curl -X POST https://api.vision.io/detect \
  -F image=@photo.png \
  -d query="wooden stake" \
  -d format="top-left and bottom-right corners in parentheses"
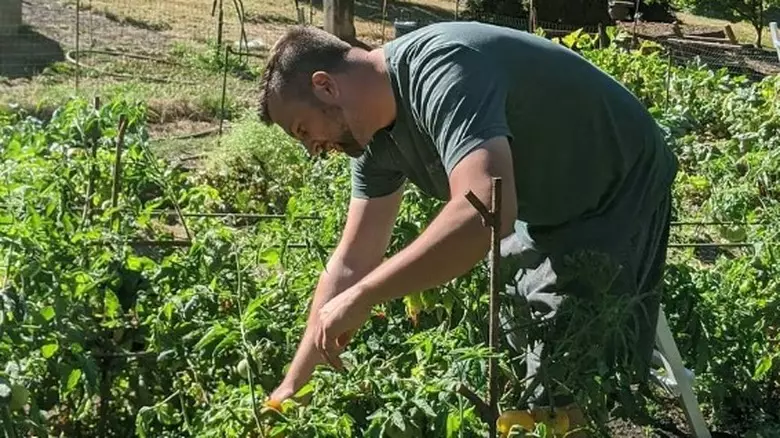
top-left (724, 25), bottom-right (738, 44)
top-left (323, 0), bottom-right (355, 40)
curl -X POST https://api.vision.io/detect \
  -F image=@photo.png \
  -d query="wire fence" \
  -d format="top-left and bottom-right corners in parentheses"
top-left (2, 2), bottom-right (779, 143)
top-left (2, 0), bottom-right (778, 146)
top-left (3, 0), bottom-right (778, 83)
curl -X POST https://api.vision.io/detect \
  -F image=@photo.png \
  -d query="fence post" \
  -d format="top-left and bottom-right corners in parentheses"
top-left (75, 0), bottom-right (81, 92)
top-left (632, 0), bottom-right (640, 48)
top-left (324, 0), bottom-right (356, 41)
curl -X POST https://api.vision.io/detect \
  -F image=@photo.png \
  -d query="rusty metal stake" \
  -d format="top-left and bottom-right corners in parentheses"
top-left (465, 176), bottom-right (502, 438)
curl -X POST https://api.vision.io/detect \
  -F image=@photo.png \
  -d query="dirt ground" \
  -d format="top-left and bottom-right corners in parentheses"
top-left (1, 0), bottom-right (177, 79)
top-left (22, 0), bottom-right (173, 53)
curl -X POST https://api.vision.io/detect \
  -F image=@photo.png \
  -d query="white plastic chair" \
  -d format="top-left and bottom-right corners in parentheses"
top-left (770, 22), bottom-right (780, 63)
top-left (651, 307), bottom-right (712, 438)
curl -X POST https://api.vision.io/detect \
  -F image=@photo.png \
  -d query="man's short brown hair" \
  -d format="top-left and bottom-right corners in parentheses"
top-left (258, 26), bottom-right (353, 125)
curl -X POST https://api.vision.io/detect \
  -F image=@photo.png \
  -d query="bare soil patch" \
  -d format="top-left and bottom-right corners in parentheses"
top-left (22, 0), bottom-right (173, 53)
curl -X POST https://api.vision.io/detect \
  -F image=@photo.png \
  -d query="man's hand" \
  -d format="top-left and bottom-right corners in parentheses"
top-left (267, 189), bottom-right (403, 403)
top-left (268, 381), bottom-right (296, 404)
top-left (313, 285), bottom-right (371, 369)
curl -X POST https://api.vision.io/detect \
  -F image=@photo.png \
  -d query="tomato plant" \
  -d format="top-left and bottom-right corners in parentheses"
top-left (1, 28), bottom-right (778, 437)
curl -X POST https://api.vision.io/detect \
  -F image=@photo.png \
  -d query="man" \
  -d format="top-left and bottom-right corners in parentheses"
top-left (257, 21), bottom-right (677, 430)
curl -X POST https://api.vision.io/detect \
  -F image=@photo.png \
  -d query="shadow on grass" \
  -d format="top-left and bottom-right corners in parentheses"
top-left (0, 26), bottom-right (65, 79)
top-left (244, 12), bottom-right (300, 25)
top-left (305, 0), bottom-right (457, 26)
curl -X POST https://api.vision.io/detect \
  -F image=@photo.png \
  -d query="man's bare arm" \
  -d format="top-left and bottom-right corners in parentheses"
top-left (348, 137), bottom-right (517, 309)
top-left (270, 186), bottom-right (403, 400)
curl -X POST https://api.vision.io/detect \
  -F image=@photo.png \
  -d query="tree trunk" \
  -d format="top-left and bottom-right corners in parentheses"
top-left (0, 0), bottom-right (23, 37)
top-left (534, 0), bottom-right (612, 26)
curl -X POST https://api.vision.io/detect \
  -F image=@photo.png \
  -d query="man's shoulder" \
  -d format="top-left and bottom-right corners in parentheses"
top-left (384, 21), bottom-right (506, 62)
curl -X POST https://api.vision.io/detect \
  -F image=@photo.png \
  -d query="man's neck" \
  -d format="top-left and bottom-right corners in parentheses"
top-left (347, 48), bottom-right (397, 133)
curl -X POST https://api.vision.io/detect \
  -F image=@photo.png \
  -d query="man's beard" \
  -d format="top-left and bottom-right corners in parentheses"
top-left (323, 104), bottom-right (365, 158)
top-left (337, 128), bottom-right (364, 158)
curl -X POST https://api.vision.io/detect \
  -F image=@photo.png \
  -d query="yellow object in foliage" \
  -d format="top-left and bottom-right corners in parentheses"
top-left (535, 409), bottom-right (570, 436)
top-left (264, 398), bottom-right (283, 412)
top-left (497, 410), bottom-right (535, 436)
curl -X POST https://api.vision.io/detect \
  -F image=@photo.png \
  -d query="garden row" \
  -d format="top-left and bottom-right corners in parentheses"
top-left (0, 29), bottom-right (778, 437)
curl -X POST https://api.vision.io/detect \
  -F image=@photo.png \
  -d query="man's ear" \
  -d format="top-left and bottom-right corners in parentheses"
top-left (311, 71), bottom-right (339, 104)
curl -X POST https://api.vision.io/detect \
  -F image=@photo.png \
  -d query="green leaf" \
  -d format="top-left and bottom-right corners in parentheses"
top-left (162, 301), bottom-right (174, 321)
top-left (391, 410), bottom-right (405, 432)
top-left (104, 290), bottom-right (120, 319)
top-left (446, 409), bottom-right (462, 438)
top-left (127, 255), bottom-right (156, 271)
top-left (40, 305), bottom-right (55, 321)
top-left (753, 355), bottom-right (773, 381)
top-left (260, 248), bottom-right (280, 265)
top-left (414, 399), bottom-right (436, 418)
top-left (67, 369), bottom-right (82, 390)
top-left (211, 331), bottom-right (239, 358)
top-left (194, 324), bottom-right (228, 351)
top-left (41, 343), bottom-right (59, 358)
top-left (294, 382), bottom-right (315, 399)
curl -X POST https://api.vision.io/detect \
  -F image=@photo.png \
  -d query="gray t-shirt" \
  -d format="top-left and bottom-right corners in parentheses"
top-left (351, 21), bottom-right (678, 250)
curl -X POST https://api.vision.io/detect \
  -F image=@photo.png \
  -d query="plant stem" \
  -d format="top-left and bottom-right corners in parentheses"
top-left (235, 248), bottom-right (263, 432)
top-left (110, 115), bottom-right (128, 233)
top-left (80, 96), bottom-right (101, 227)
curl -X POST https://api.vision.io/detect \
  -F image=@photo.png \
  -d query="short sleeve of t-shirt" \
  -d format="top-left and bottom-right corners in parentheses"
top-left (408, 43), bottom-right (514, 176)
top-left (350, 133), bottom-right (407, 199)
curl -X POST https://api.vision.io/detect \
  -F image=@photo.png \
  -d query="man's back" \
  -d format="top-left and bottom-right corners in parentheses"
top-left (352, 21), bottom-right (677, 248)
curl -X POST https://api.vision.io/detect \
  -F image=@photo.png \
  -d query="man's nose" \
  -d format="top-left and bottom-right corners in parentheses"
top-left (300, 141), bottom-right (323, 158)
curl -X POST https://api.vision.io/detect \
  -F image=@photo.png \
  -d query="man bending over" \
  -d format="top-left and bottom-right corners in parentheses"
top-left (256, 21), bottom-right (678, 432)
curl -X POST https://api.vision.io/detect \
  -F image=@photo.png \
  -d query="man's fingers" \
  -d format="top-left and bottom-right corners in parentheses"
top-left (336, 330), bottom-right (354, 349)
top-left (324, 336), bottom-right (344, 371)
top-left (316, 323), bottom-right (346, 371)
top-left (316, 322), bottom-right (339, 370)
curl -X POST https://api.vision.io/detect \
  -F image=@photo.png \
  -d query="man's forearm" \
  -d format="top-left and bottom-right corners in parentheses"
top-left (353, 196), bottom-right (513, 308)
top-left (282, 259), bottom-right (372, 390)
